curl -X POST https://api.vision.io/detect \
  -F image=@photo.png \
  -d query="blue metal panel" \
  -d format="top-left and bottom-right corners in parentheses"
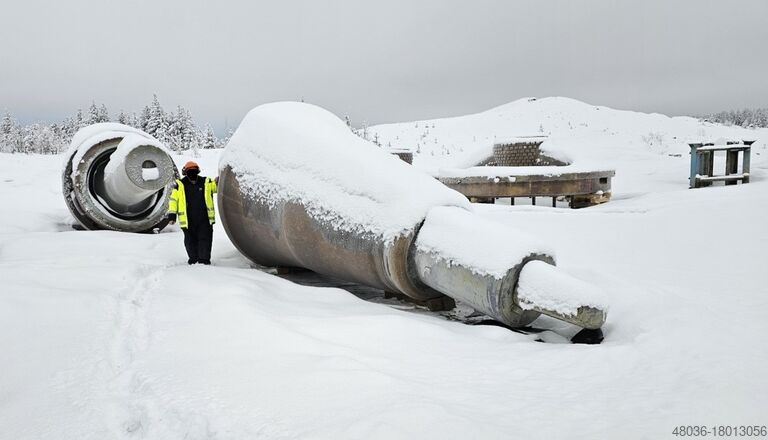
top-left (689, 143), bottom-right (702, 188)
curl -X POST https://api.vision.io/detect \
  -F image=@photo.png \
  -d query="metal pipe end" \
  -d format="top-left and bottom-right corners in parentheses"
top-left (516, 260), bottom-right (608, 329)
top-left (121, 144), bottom-right (175, 191)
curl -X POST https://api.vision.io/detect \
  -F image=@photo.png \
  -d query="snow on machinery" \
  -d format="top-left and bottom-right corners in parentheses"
top-left (436, 138), bottom-right (615, 208)
top-left (62, 123), bottom-right (178, 232)
top-left (218, 102), bottom-right (608, 338)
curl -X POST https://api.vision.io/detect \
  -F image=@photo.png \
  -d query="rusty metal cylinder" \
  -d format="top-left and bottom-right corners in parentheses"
top-left (412, 249), bottom-right (548, 327)
top-left (219, 174), bottom-right (606, 329)
top-left (217, 102), bottom-right (607, 330)
top-left (218, 165), bottom-right (443, 301)
top-left (62, 123), bottom-right (177, 232)
top-left (410, 206), bottom-right (606, 329)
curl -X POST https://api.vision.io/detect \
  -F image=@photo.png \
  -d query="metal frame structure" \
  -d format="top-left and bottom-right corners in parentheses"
top-left (689, 141), bottom-right (753, 189)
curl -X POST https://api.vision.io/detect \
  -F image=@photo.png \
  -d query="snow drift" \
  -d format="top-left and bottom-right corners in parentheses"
top-left (370, 97), bottom-right (768, 195)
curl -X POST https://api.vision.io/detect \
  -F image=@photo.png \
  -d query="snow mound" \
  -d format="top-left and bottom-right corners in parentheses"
top-left (220, 102), bottom-right (470, 241)
top-left (416, 206), bottom-right (553, 279)
top-left (517, 260), bottom-right (609, 316)
top-left (369, 97), bottom-right (768, 193)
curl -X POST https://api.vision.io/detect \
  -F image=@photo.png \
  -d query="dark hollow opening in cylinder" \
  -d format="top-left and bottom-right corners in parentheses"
top-left (87, 149), bottom-right (163, 220)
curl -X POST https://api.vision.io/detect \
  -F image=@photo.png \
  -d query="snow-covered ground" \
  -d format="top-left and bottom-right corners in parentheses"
top-left (370, 96), bottom-right (768, 195)
top-left (1, 99), bottom-right (768, 439)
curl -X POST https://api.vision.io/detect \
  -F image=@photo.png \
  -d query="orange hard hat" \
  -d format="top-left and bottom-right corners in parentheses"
top-left (182, 160), bottom-right (200, 173)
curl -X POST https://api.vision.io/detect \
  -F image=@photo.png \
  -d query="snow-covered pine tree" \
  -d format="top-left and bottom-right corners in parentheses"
top-left (166, 108), bottom-right (181, 151)
top-left (48, 123), bottom-right (66, 153)
top-left (35, 125), bottom-right (57, 154)
top-left (202, 124), bottom-right (217, 149)
top-left (97, 104), bottom-right (109, 123)
top-left (117, 110), bottom-right (129, 125)
top-left (75, 109), bottom-right (85, 129)
top-left (1, 112), bottom-right (13, 136)
top-left (755, 109), bottom-right (768, 128)
top-left (59, 117), bottom-right (74, 140)
top-left (2, 97), bottom-right (221, 154)
top-left (0, 112), bottom-right (17, 153)
top-left (706, 107), bottom-right (768, 128)
top-left (178, 106), bottom-right (195, 150)
top-left (139, 105), bottom-right (151, 132)
top-left (18, 124), bottom-right (35, 154)
top-left (220, 127), bottom-right (235, 147)
top-left (87, 102), bottom-right (98, 125)
top-left (87, 102), bottom-right (101, 125)
top-left (166, 105), bottom-right (196, 151)
top-left (128, 112), bottom-right (139, 128)
top-left (145, 95), bottom-right (168, 143)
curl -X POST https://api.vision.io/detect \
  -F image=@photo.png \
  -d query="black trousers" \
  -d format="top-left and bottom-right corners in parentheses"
top-left (183, 223), bottom-right (213, 264)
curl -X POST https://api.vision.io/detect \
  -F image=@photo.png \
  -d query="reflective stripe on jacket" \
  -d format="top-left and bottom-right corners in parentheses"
top-left (168, 177), bottom-right (218, 228)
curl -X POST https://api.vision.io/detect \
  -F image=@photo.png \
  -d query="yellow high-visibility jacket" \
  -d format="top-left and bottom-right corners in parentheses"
top-left (168, 177), bottom-right (217, 229)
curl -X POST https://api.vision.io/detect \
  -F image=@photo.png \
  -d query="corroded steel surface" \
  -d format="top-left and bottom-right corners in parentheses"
top-left (413, 250), bottom-right (548, 327)
top-left (218, 165), bottom-right (443, 301)
top-left (438, 170), bottom-right (615, 199)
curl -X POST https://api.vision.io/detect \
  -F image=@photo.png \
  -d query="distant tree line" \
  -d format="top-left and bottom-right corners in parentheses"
top-left (704, 107), bottom-right (768, 128)
top-left (0, 95), bottom-right (227, 154)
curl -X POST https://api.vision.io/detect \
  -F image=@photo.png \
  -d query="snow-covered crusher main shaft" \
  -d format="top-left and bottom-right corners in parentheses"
top-left (62, 123), bottom-right (177, 232)
top-left (218, 102), bottom-right (607, 330)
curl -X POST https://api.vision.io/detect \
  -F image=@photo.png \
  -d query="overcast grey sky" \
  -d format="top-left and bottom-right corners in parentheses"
top-left (1, 0), bottom-right (767, 132)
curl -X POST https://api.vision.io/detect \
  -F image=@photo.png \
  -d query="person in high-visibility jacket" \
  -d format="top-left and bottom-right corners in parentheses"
top-left (168, 160), bottom-right (218, 265)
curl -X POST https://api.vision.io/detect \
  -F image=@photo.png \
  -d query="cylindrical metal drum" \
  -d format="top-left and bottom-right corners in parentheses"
top-left (412, 250), bottom-right (549, 327)
top-left (62, 123), bottom-right (177, 232)
top-left (217, 102), bottom-right (607, 330)
top-left (218, 165), bottom-right (443, 301)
